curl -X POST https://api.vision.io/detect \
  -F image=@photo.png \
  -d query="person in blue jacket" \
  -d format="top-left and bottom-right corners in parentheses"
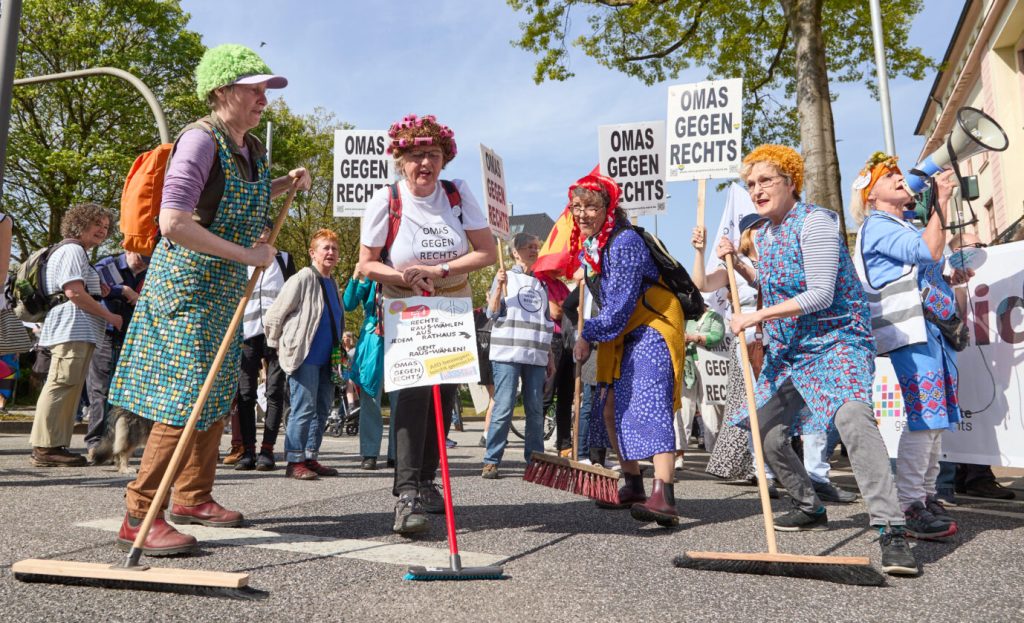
top-left (343, 270), bottom-right (385, 470)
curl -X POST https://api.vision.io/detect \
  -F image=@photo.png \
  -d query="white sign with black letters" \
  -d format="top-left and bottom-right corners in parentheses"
top-left (598, 121), bottom-right (667, 216)
top-left (333, 130), bottom-right (395, 217)
top-left (383, 296), bottom-right (480, 392)
top-left (665, 78), bottom-right (743, 182)
top-left (479, 144), bottom-right (510, 240)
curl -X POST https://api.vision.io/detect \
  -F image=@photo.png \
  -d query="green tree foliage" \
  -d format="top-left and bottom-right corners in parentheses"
top-left (5, 0), bottom-right (206, 258)
top-left (507, 0), bottom-right (932, 234)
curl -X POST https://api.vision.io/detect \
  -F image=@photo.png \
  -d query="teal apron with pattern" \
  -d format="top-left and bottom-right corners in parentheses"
top-left (109, 127), bottom-right (269, 430)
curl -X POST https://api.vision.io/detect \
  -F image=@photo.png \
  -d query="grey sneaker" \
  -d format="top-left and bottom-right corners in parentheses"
top-left (773, 507), bottom-right (828, 531)
top-left (880, 527), bottom-right (919, 576)
top-left (812, 480), bottom-right (858, 504)
top-left (925, 494), bottom-right (954, 525)
top-left (417, 480), bottom-right (445, 514)
top-left (904, 500), bottom-right (957, 540)
top-left (392, 492), bottom-right (428, 535)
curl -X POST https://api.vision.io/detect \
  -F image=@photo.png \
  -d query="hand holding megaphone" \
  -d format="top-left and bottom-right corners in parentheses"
top-left (905, 106), bottom-right (1008, 195)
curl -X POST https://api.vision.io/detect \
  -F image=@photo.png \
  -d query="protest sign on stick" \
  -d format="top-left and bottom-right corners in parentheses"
top-left (698, 334), bottom-right (733, 405)
top-left (665, 78), bottom-right (743, 183)
top-left (383, 296), bottom-right (480, 392)
top-left (480, 144), bottom-right (510, 240)
top-left (333, 130), bottom-right (395, 217)
top-left (598, 121), bottom-right (667, 216)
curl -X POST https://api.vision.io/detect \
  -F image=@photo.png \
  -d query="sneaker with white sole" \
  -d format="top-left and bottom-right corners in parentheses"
top-left (879, 527), bottom-right (919, 576)
top-left (904, 500), bottom-right (957, 540)
top-left (773, 507), bottom-right (828, 531)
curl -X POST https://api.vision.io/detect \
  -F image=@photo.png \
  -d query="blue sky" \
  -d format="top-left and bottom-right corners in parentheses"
top-left (180, 1), bottom-right (955, 268)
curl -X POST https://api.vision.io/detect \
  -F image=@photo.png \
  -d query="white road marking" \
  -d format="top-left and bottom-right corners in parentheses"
top-left (77, 518), bottom-right (506, 568)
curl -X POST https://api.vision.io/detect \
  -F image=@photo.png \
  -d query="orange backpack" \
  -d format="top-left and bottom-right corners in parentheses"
top-left (119, 143), bottom-right (173, 255)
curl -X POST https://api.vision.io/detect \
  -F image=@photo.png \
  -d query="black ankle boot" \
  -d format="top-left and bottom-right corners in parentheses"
top-left (597, 473), bottom-right (646, 509)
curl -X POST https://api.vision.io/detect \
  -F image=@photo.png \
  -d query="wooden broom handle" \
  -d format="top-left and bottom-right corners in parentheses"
top-left (132, 180), bottom-right (299, 552)
top-left (571, 280), bottom-right (585, 461)
top-left (724, 253), bottom-right (778, 555)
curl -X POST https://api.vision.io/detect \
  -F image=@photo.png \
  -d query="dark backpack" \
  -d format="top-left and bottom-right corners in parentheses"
top-left (598, 224), bottom-right (704, 319)
top-left (10, 240), bottom-right (85, 322)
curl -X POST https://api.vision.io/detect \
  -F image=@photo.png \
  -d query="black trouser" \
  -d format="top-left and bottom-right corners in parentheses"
top-left (238, 334), bottom-right (287, 450)
top-left (956, 463), bottom-right (997, 487)
top-left (391, 384), bottom-right (455, 496)
top-left (548, 339), bottom-right (575, 450)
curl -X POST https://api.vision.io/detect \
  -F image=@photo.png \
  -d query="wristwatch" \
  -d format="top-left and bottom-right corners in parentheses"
top-left (440, 263), bottom-right (451, 278)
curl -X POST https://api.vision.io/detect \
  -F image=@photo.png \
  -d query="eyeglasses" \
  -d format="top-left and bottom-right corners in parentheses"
top-left (957, 242), bottom-right (987, 249)
top-left (571, 203), bottom-right (604, 216)
top-left (407, 150), bottom-right (444, 162)
top-left (746, 175), bottom-right (787, 192)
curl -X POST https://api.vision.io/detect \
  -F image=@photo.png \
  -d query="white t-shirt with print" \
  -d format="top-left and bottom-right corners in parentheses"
top-left (38, 243), bottom-right (105, 347)
top-left (360, 179), bottom-right (488, 271)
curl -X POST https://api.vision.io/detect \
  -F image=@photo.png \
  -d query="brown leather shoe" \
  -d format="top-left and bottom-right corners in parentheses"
top-left (168, 500), bottom-right (243, 527)
top-left (116, 513), bottom-right (197, 556)
top-left (222, 444), bottom-right (245, 465)
top-left (305, 459), bottom-right (338, 476)
top-left (597, 473), bottom-right (647, 509)
top-left (31, 446), bottom-right (87, 467)
top-left (630, 479), bottom-right (679, 526)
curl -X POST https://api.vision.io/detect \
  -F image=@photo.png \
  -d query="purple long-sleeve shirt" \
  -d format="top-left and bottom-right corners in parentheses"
top-left (161, 129), bottom-right (251, 213)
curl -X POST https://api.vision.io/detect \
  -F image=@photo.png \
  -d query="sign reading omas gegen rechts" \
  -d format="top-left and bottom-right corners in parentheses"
top-left (598, 121), bottom-right (667, 216)
top-left (665, 78), bottom-right (743, 181)
top-left (479, 144), bottom-right (510, 240)
top-left (333, 130), bottom-right (396, 217)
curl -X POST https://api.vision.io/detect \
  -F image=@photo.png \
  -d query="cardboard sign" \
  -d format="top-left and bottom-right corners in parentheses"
top-left (598, 121), bottom-right (667, 216)
top-left (382, 296), bottom-right (480, 392)
top-left (333, 130), bottom-right (395, 217)
top-left (665, 78), bottom-right (743, 181)
top-left (872, 241), bottom-right (1024, 467)
top-left (479, 144), bottom-right (510, 240)
top-left (698, 334), bottom-right (733, 405)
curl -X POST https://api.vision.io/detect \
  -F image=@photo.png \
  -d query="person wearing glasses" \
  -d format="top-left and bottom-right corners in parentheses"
top-left (723, 145), bottom-right (918, 576)
top-left (569, 170), bottom-right (686, 527)
top-left (358, 114), bottom-right (497, 535)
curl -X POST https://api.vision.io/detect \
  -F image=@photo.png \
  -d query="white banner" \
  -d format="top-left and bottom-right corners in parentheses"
top-left (705, 182), bottom-right (758, 318)
top-left (698, 334), bottom-right (733, 405)
top-left (665, 78), bottom-right (743, 182)
top-left (479, 144), bottom-right (510, 240)
top-left (873, 241), bottom-right (1024, 467)
top-left (382, 296), bottom-right (480, 392)
top-left (333, 130), bottom-right (395, 217)
top-left (597, 121), bottom-right (667, 216)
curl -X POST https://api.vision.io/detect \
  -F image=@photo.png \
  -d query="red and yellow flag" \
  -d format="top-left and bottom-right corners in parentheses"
top-left (532, 205), bottom-right (578, 278)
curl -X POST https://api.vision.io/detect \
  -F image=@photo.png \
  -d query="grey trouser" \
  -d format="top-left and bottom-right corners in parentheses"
top-left (84, 332), bottom-right (117, 449)
top-left (759, 379), bottom-right (904, 527)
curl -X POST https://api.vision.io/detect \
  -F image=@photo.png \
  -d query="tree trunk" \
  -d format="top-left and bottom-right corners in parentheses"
top-left (783, 0), bottom-right (848, 238)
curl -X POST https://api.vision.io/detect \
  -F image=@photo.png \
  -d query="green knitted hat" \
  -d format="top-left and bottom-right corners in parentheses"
top-left (194, 44), bottom-right (287, 101)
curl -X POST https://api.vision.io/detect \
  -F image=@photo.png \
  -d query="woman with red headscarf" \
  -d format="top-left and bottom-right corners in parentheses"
top-left (569, 171), bottom-right (686, 527)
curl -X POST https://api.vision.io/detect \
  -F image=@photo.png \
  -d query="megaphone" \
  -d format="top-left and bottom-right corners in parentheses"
top-left (906, 106), bottom-right (1008, 194)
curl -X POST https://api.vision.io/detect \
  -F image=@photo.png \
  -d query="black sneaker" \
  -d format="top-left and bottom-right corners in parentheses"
top-left (904, 500), bottom-right (957, 540)
top-left (392, 492), bottom-right (428, 535)
top-left (360, 457), bottom-right (378, 471)
top-left (812, 481), bottom-right (858, 504)
top-left (880, 527), bottom-right (919, 576)
top-left (234, 451), bottom-right (256, 471)
top-left (925, 495), bottom-right (954, 525)
top-left (773, 507), bottom-right (828, 531)
top-left (256, 450), bottom-right (275, 471)
top-left (964, 480), bottom-right (1016, 500)
top-left (417, 480), bottom-right (445, 514)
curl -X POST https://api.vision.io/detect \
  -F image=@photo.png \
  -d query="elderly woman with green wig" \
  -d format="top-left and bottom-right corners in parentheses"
top-left (108, 44), bottom-right (310, 556)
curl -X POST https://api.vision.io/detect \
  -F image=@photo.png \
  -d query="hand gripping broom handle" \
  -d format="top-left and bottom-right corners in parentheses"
top-left (571, 280), bottom-right (585, 461)
top-left (127, 181), bottom-right (299, 565)
top-left (724, 254), bottom-right (778, 555)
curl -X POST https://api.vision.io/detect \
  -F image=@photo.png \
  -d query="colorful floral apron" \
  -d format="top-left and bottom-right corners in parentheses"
top-left (110, 127), bottom-right (269, 430)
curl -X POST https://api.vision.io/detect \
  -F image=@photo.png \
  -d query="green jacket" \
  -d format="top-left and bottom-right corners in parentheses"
top-left (684, 309), bottom-right (725, 388)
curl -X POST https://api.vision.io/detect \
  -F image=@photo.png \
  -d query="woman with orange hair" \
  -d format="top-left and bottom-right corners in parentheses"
top-left (265, 229), bottom-right (343, 480)
top-left (724, 145), bottom-right (918, 576)
top-left (569, 171), bottom-right (686, 527)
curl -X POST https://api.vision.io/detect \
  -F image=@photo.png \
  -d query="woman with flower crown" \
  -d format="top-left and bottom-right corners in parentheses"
top-left (358, 114), bottom-right (496, 535)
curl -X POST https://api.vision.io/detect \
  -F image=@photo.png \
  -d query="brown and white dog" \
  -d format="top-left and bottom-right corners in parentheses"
top-left (88, 406), bottom-right (152, 475)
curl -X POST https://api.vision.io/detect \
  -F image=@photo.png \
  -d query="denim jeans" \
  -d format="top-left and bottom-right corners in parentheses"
top-left (485, 361), bottom-right (545, 464)
top-left (577, 383), bottom-right (594, 459)
top-left (801, 432), bottom-right (831, 484)
top-left (358, 385), bottom-right (383, 459)
top-left (285, 362), bottom-right (333, 464)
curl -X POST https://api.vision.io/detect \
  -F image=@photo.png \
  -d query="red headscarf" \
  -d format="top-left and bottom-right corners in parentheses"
top-left (567, 167), bottom-right (622, 275)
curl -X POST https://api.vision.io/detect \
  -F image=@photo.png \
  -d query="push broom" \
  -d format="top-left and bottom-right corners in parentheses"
top-left (405, 292), bottom-right (504, 581)
top-left (522, 280), bottom-right (620, 505)
top-left (13, 182), bottom-right (300, 599)
top-left (672, 254), bottom-right (886, 586)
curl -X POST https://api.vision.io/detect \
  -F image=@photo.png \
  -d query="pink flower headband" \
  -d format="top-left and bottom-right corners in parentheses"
top-left (386, 114), bottom-right (457, 160)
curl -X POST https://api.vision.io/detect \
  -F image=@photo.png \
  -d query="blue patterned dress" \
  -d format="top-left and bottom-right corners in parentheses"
top-left (109, 127), bottom-right (269, 430)
top-left (582, 227), bottom-right (677, 461)
top-left (728, 202), bottom-right (877, 434)
top-left (860, 213), bottom-right (960, 431)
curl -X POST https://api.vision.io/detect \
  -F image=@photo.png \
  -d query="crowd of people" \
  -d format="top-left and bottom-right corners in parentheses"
top-left (0, 43), bottom-right (1017, 577)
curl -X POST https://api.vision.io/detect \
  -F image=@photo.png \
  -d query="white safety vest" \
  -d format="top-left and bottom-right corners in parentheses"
top-left (853, 213), bottom-right (927, 354)
top-left (243, 252), bottom-right (288, 340)
top-left (489, 269), bottom-right (554, 366)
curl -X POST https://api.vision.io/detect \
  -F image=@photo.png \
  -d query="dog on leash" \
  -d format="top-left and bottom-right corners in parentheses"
top-left (88, 406), bottom-right (152, 475)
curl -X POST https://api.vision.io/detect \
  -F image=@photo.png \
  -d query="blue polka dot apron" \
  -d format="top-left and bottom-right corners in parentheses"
top-left (729, 202), bottom-right (876, 434)
top-left (109, 127), bottom-right (269, 430)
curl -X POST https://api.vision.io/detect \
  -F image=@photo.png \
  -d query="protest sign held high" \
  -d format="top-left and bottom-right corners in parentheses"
top-left (383, 296), bottom-right (480, 392)
top-left (665, 79), bottom-right (743, 182)
top-left (598, 121), bottom-right (667, 216)
top-left (479, 144), bottom-right (510, 240)
top-left (333, 130), bottom-right (395, 217)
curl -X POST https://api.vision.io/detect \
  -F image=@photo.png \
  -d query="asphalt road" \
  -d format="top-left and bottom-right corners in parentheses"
top-left (1, 424), bottom-right (1023, 623)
